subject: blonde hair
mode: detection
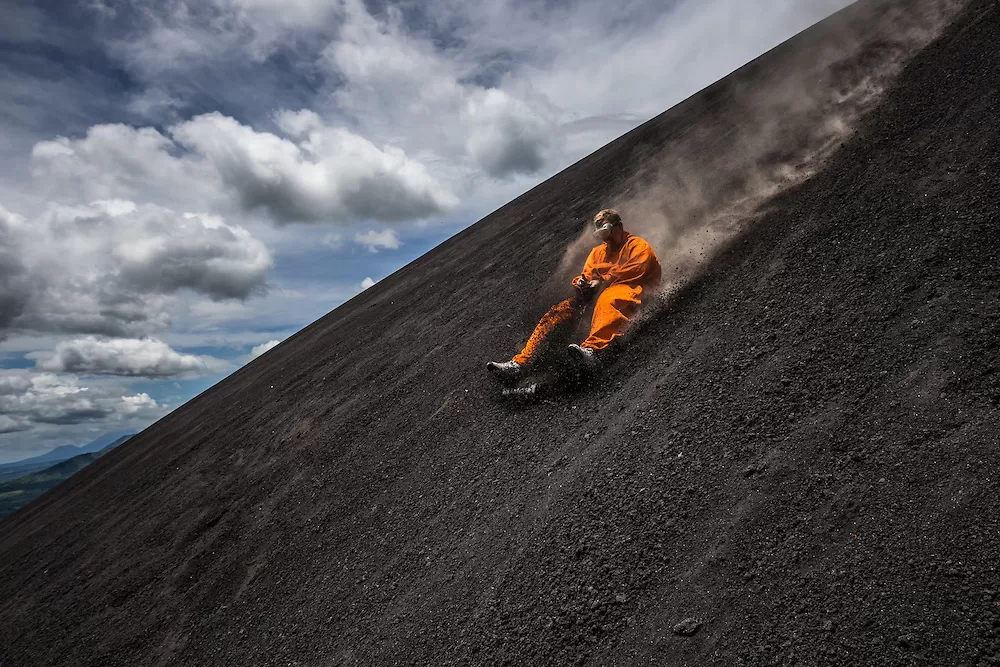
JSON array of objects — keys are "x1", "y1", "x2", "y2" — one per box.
[{"x1": 593, "y1": 208, "x2": 622, "y2": 227}]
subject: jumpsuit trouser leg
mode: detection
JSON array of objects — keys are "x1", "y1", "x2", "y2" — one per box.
[
  {"x1": 512, "y1": 298, "x2": 579, "y2": 365},
  {"x1": 581, "y1": 283, "x2": 643, "y2": 351},
  {"x1": 512, "y1": 283, "x2": 645, "y2": 364}
]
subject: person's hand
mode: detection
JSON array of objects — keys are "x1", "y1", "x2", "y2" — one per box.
[{"x1": 573, "y1": 276, "x2": 602, "y2": 291}]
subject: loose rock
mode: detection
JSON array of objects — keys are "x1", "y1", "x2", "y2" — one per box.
[{"x1": 673, "y1": 618, "x2": 703, "y2": 637}]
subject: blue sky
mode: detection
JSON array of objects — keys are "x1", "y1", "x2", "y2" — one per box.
[{"x1": 0, "y1": 0, "x2": 851, "y2": 462}]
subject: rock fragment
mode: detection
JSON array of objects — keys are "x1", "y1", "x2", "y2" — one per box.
[{"x1": 673, "y1": 618, "x2": 702, "y2": 636}]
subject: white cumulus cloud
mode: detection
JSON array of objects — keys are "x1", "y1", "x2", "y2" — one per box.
[
  {"x1": 0, "y1": 201, "x2": 272, "y2": 336},
  {"x1": 464, "y1": 88, "x2": 553, "y2": 178},
  {"x1": 31, "y1": 112, "x2": 458, "y2": 225},
  {"x1": 353, "y1": 229, "x2": 401, "y2": 253},
  {"x1": 325, "y1": 0, "x2": 556, "y2": 180},
  {"x1": 32, "y1": 337, "x2": 230, "y2": 378},
  {"x1": 176, "y1": 111, "x2": 458, "y2": 223},
  {"x1": 0, "y1": 370, "x2": 162, "y2": 428},
  {"x1": 249, "y1": 339, "x2": 282, "y2": 359},
  {"x1": 31, "y1": 123, "x2": 217, "y2": 207}
]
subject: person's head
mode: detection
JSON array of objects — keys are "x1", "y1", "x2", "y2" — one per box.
[{"x1": 592, "y1": 208, "x2": 626, "y2": 247}]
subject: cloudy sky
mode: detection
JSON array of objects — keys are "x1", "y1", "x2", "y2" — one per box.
[{"x1": 0, "y1": 0, "x2": 851, "y2": 462}]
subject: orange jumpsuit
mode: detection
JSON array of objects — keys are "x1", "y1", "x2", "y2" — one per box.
[{"x1": 513, "y1": 233, "x2": 661, "y2": 365}]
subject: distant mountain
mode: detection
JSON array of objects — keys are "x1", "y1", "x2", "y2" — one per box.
[
  {"x1": 9, "y1": 444, "x2": 87, "y2": 468},
  {"x1": 0, "y1": 434, "x2": 134, "y2": 519},
  {"x1": 0, "y1": 433, "x2": 136, "y2": 483},
  {"x1": 79, "y1": 431, "x2": 134, "y2": 454},
  {"x1": 0, "y1": 430, "x2": 133, "y2": 470},
  {"x1": 98, "y1": 435, "x2": 134, "y2": 452}
]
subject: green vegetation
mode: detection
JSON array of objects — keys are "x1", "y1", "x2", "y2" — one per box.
[{"x1": 0, "y1": 435, "x2": 133, "y2": 520}]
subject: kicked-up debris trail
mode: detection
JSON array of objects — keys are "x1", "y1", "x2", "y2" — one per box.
[{"x1": 1, "y1": 0, "x2": 998, "y2": 665}]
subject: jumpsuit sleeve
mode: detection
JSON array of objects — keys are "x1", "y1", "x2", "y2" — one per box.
[
  {"x1": 606, "y1": 239, "x2": 659, "y2": 285},
  {"x1": 578, "y1": 247, "x2": 604, "y2": 282}
]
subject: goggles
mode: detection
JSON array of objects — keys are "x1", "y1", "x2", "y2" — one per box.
[{"x1": 593, "y1": 222, "x2": 616, "y2": 241}]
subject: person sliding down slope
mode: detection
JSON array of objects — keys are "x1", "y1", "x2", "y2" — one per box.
[{"x1": 487, "y1": 208, "x2": 662, "y2": 382}]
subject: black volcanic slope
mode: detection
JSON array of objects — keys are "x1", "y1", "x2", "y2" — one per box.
[{"x1": 2, "y1": 1, "x2": 998, "y2": 665}]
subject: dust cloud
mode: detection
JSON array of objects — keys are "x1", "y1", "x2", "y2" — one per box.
[{"x1": 556, "y1": 0, "x2": 962, "y2": 309}]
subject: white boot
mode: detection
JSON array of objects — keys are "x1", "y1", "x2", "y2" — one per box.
[
  {"x1": 567, "y1": 344, "x2": 597, "y2": 368},
  {"x1": 486, "y1": 359, "x2": 522, "y2": 382}
]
